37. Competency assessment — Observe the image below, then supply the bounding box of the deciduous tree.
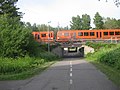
[81,14,91,30]
[70,15,82,30]
[0,0,22,20]
[103,17,120,29]
[93,12,104,29]
[0,15,37,58]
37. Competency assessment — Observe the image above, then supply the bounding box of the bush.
[86,42,116,51]
[0,56,33,74]
[0,55,55,74]
[0,51,59,74]
[39,52,58,61]
[0,14,37,58]
[0,15,60,76]
[98,47,120,70]
[86,42,120,70]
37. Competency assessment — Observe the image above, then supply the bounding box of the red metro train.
[32,29,120,43]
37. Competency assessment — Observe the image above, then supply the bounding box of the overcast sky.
[17,0,120,27]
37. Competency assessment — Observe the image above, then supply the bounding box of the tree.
[70,15,82,30]
[81,14,91,30]
[37,24,48,31]
[103,17,120,29]
[70,14,91,30]
[0,0,22,20]
[0,14,37,58]
[0,1,39,58]
[93,12,104,29]
[63,26,69,30]
[25,22,32,30]
[32,23,39,31]
[117,19,120,28]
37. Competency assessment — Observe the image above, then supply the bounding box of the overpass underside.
[61,43,84,58]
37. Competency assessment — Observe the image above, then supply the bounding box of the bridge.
[52,42,94,58]
[0,40,119,90]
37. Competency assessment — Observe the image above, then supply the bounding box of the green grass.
[0,61,55,80]
[0,51,60,80]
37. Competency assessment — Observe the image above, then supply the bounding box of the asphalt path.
[0,58,119,90]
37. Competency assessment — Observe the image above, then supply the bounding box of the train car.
[56,29,120,42]
[56,30,97,42]
[56,30,72,42]
[32,31,54,43]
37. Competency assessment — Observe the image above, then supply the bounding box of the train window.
[84,32,89,36]
[41,34,46,37]
[90,32,94,36]
[104,32,108,35]
[78,32,83,36]
[64,33,69,36]
[115,32,120,35]
[110,32,114,35]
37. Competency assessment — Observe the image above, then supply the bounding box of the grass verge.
[0,61,56,80]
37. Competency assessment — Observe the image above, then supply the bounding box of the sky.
[17,0,120,28]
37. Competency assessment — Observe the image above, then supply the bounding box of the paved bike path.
[0,58,119,90]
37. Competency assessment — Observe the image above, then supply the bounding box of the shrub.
[86,42,120,70]
[86,42,116,51]
[0,14,37,58]
[39,52,58,61]
[98,47,120,69]
[0,56,46,74]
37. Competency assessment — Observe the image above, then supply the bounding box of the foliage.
[117,19,120,28]
[98,47,120,69]
[0,52,59,80]
[0,0,22,20]
[86,42,120,70]
[0,56,34,74]
[70,15,82,30]
[86,42,120,86]
[0,14,37,58]
[93,12,104,29]
[32,23,39,31]
[0,53,58,75]
[0,0,60,80]
[70,14,91,30]
[37,24,48,31]
[103,18,120,29]
[81,14,91,30]
[86,42,116,51]
[70,12,120,30]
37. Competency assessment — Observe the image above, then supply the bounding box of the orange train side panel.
[32,29,120,43]
[56,29,120,42]
[32,31,54,43]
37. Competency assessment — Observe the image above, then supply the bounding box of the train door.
[96,32,102,38]
[96,32,99,38]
